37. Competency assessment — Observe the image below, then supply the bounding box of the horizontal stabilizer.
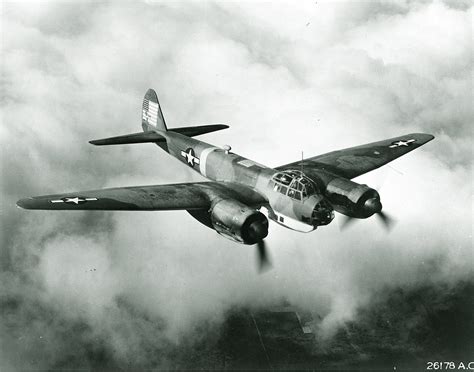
[89,131,165,146]
[170,124,228,137]
[89,124,228,146]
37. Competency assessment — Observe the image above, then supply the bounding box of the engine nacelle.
[211,199,268,244]
[188,199,268,244]
[325,177,381,218]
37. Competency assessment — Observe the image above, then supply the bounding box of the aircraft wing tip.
[16,197,33,209]
[411,133,435,142]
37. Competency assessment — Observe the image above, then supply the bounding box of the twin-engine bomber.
[17,89,434,270]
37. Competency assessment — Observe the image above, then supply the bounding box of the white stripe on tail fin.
[142,89,167,131]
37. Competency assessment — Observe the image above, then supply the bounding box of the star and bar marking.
[50,197,98,205]
[180,148,200,167]
[389,139,416,148]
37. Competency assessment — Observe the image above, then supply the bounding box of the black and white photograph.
[1,0,473,370]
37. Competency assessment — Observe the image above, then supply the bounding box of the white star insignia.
[185,152,194,164]
[180,149,200,166]
[50,197,98,204]
[389,139,415,148]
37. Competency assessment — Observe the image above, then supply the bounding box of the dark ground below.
[172,281,473,371]
[3,281,473,371]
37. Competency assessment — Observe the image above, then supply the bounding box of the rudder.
[142,89,167,131]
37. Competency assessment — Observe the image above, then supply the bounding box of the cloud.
[1,0,472,369]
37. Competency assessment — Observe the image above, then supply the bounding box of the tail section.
[142,89,167,131]
[89,88,229,146]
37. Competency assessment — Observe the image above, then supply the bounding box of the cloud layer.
[1,1,472,369]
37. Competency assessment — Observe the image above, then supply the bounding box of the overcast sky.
[1,0,472,370]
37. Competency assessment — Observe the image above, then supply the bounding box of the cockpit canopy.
[270,170,318,200]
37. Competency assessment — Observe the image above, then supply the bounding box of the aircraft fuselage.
[156,129,334,231]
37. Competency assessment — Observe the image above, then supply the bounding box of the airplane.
[17,89,434,270]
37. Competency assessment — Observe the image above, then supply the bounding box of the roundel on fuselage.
[180,147,200,168]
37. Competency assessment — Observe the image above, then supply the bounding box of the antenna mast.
[301,151,304,174]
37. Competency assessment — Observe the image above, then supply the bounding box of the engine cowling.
[211,199,268,244]
[188,199,268,244]
[325,177,382,218]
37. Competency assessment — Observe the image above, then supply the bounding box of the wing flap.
[277,133,434,179]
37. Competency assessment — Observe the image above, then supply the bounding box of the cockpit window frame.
[271,170,319,200]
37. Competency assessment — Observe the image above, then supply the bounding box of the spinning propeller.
[256,240,271,272]
[341,196,395,231]
[248,219,272,272]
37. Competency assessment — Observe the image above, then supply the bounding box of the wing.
[17,182,266,211]
[276,133,434,179]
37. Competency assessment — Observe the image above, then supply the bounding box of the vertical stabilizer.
[142,89,167,132]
